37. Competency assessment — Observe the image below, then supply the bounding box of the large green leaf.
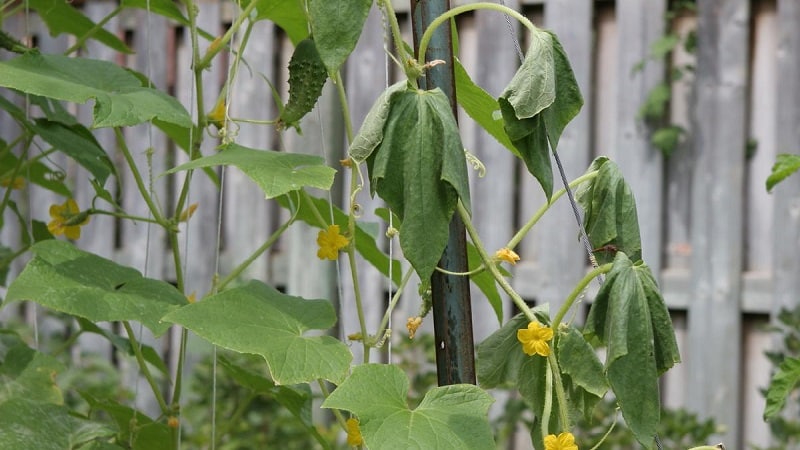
[162,280,351,385]
[0,332,64,406]
[575,157,642,264]
[583,252,680,447]
[764,356,800,421]
[252,0,309,45]
[28,0,131,54]
[82,394,170,450]
[4,240,186,337]
[556,326,608,421]
[349,81,407,163]
[367,88,471,281]
[454,59,515,154]
[275,191,403,287]
[498,31,583,201]
[32,119,116,184]
[0,398,115,450]
[322,364,495,449]
[766,153,800,192]
[164,143,335,199]
[0,53,192,128]
[308,0,371,75]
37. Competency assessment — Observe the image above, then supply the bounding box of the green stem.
[215,212,296,292]
[317,379,348,430]
[547,351,570,431]
[122,321,170,414]
[588,408,619,450]
[506,170,598,251]
[377,0,412,74]
[114,128,167,226]
[64,5,124,55]
[418,2,536,66]
[542,353,553,438]
[551,263,612,331]
[434,264,485,277]
[89,208,164,226]
[333,70,354,144]
[195,0,259,71]
[375,267,415,343]
[456,202,535,321]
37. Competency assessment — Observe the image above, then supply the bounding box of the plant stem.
[551,263,612,331]
[506,170,598,251]
[122,321,170,414]
[195,0,259,70]
[456,202,535,321]
[542,354,553,438]
[64,5,124,55]
[375,267,415,343]
[434,264,485,277]
[547,350,570,431]
[89,208,164,225]
[417,2,537,65]
[317,379,348,430]
[333,70,354,144]
[114,128,167,226]
[377,0,411,74]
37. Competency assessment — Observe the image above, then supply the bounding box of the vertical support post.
[410,0,476,385]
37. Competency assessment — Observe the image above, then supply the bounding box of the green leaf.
[556,326,608,420]
[349,81,407,163]
[541,31,584,152]
[575,157,642,265]
[368,88,471,281]
[476,308,549,388]
[77,318,168,375]
[499,98,553,200]
[4,240,186,337]
[162,280,352,385]
[275,191,403,287]
[322,364,495,449]
[583,252,680,447]
[252,0,310,45]
[766,153,800,192]
[164,143,335,199]
[308,0,371,75]
[453,59,515,154]
[501,29,556,119]
[0,53,192,128]
[0,141,70,197]
[764,356,800,421]
[467,244,507,325]
[82,394,171,450]
[120,0,191,26]
[651,125,685,157]
[0,398,115,450]
[32,119,116,185]
[28,0,131,54]
[518,351,559,449]
[0,332,65,405]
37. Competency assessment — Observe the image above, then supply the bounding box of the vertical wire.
[22,1,38,351]
[380,0,393,364]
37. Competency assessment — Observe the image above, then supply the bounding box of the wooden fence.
[2,1,799,449]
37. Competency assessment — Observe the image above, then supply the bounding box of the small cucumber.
[279,38,327,130]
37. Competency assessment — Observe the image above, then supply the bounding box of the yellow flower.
[544,432,578,450]
[207,97,226,129]
[406,316,422,339]
[495,247,520,265]
[1,176,24,190]
[517,321,554,357]
[186,292,197,304]
[167,416,180,429]
[346,417,364,447]
[317,225,349,260]
[47,199,90,240]
[179,203,199,222]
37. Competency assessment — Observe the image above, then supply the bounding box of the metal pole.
[410,0,476,385]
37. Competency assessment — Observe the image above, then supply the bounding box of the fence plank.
[687,1,751,447]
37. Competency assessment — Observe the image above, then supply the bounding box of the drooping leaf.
[82,394,171,450]
[766,153,800,192]
[162,280,352,385]
[76,318,168,375]
[499,98,553,199]
[518,350,560,450]
[308,0,371,75]
[0,53,192,128]
[453,58,515,155]
[4,240,186,337]
[0,398,116,450]
[476,308,549,388]
[764,356,800,421]
[349,81,407,163]
[28,0,131,54]
[164,143,335,199]
[0,332,64,406]
[279,38,328,129]
[501,29,555,119]
[252,0,309,45]
[541,31,584,151]
[583,252,680,447]
[32,119,115,185]
[575,157,642,265]
[556,325,608,421]
[367,88,471,281]
[275,191,403,287]
[322,364,495,449]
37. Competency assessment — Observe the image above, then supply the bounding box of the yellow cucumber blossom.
[48,199,90,240]
[345,417,364,447]
[316,225,349,260]
[495,247,520,265]
[179,203,199,222]
[167,416,180,429]
[517,321,554,357]
[544,432,578,450]
[406,316,422,339]
[207,97,226,129]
